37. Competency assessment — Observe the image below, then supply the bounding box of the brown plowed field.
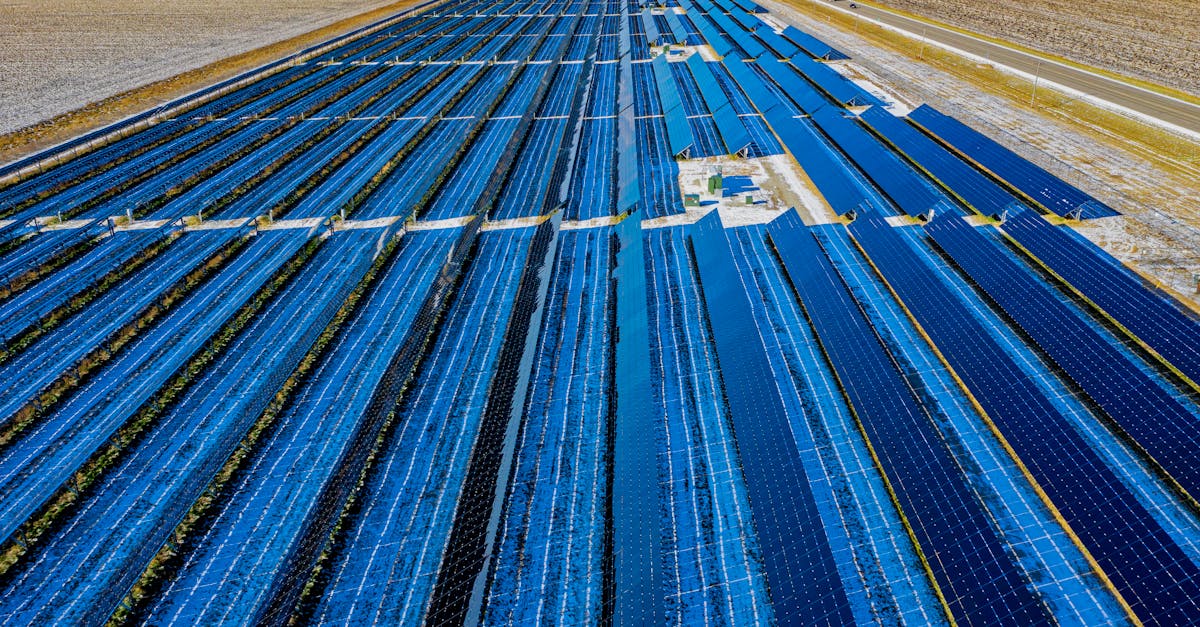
[0,0,413,154]
[869,0,1199,95]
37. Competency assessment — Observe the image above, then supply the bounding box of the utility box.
[744,195,754,205]
[684,193,700,207]
[707,173,723,194]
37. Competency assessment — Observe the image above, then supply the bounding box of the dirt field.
[0,0,408,137]
[864,0,1200,96]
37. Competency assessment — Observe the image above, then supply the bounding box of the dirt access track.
[0,0,430,165]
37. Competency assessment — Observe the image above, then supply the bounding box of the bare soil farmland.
[0,0,418,153]
[865,0,1200,96]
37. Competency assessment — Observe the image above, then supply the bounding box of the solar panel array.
[0,0,1196,623]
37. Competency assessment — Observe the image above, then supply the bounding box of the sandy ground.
[862,0,1199,97]
[0,0,403,135]
[764,0,1200,307]
[640,154,828,229]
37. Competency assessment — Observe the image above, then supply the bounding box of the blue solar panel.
[721,58,779,111]
[1000,209,1200,388]
[652,56,697,158]
[669,60,708,117]
[663,9,691,44]
[766,215,1051,625]
[910,105,1118,219]
[0,218,106,294]
[780,26,848,60]
[729,7,761,32]
[4,1,1195,622]
[686,56,752,155]
[859,106,1021,218]
[723,59,867,214]
[788,55,882,107]
[808,107,946,218]
[641,9,661,46]
[617,55,640,213]
[690,213,853,625]
[851,213,1200,626]
[611,213,662,626]
[926,216,1200,506]
[752,56,830,114]
[685,8,735,57]
[706,9,766,59]
[751,24,800,59]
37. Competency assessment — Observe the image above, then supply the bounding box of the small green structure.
[707,173,723,194]
[684,193,701,207]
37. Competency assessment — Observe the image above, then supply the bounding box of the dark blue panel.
[808,107,947,218]
[722,60,867,215]
[852,213,1200,627]
[612,212,663,626]
[0,218,107,291]
[781,25,848,60]
[0,224,178,365]
[689,213,853,626]
[767,214,1051,626]
[651,12,675,45]
[686,56,753,154]
[651,56,696,158]
[686,8,735,56]
[789,55,881,107]
[642,9,661,46]
[740,114,782,156]
[0,229,308,553]
[1000,209,1200,387]
[706,9,766,58]
[728,6,760,31]
[663,9,691,43]
[752,24,800,59]
[752,56,830,114]
[859,106,1021,218]
[634,115,682,218]
[910,105,1118,218]
[720,57,783,112]
[670,61,708,116]
[617,57,641,213]
[926,216,1200,506]
[708,60,758,114]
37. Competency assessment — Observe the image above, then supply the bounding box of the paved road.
[834,1,1200,136]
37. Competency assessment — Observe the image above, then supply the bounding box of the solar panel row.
[685,56,753,155]
[926,216,1200,509]
[768,218,1052,626]
[858,105,1018,218]
[910,104,1118,219]
[808,106,945,219]
[690,213,853,625]
[1000,209,1200,388]
[851,213,1200,627]
[651,56,696,158]
[0,0,1195,623]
